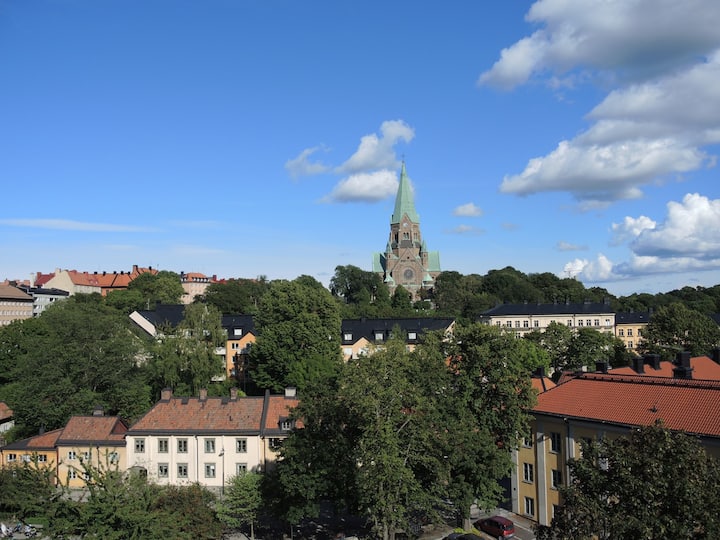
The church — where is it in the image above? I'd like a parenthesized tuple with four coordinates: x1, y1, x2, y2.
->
(372, 163, 441, 300)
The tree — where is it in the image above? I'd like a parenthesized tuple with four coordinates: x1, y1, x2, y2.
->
(642, 302, 720, 359)
(217, 472, 263, 539)
(127, 270, 184, 306)
(147, 303, 226, 397)
(391, 285, 413, 314)
(566, 327, 616, 371)
(536, 423, 720, 539)
(329, 265, 390, 317)
(200, 277, 269, 315)
(249, 277, 342, 393)
(525, 321, 572, 374)
(0, 459, 59, 524)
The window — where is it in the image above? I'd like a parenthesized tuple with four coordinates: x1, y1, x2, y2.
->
(627, 328, 633, 337)
(231, 342, 239, 349)
(236, 463, 248, 474)
(496, 321, 501, 327)
(21, 454, 31, 463)
(68, 450, 77, 460)
(135, 439, 145, 453)
(524, 497, 535, 517)
(233, 328, 242, 337)
(204, 438, 216, 453)
(82, 451, 91, 461)
(343, 332, 353, 341)
(522, 435, 533, 448)
(178, 439, 188, 453)
(158, 438, 169, 453)
(550, 432, 562, 453)
(594, 319, 600, 326)
(523, 320, 529, 328)
(578, 320, 583, 326)
(269, 438, 283, 451)
(523, 462, 534, 483)
(534, 320, 539, 327)
(68, 470, 77, 480)
(37, 454, 47, 463)
(586, 319, 591, 326)
(514, 320, 520, 328)
(236, 438, 247, 453)
(374, 332, 384, 341)
(567, 320, 572, 327)
(505, 321, 512, 328)
(552, 469, 563, 488)
(177, 464, 188, 478)
(158, 463, 169, 478)
(280, 419, 293, 431)
(628, 341, 634, 349)
(6, 453, 16, 462)
(552, 504, 560, 519)
(619, 329, 625, 337)
(407, 331, 417, 340)
(605, 318, 611, 326)
(108, 452, 118, 464)
(205, 463, 216, 478)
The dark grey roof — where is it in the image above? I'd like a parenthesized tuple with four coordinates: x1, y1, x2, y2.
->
(134, 305, 255, 333)
(615, 312, 651, 324)
(340, 317, 454, 345)
(480, 302, 614, 317)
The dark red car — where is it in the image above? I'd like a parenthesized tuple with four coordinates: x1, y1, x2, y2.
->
(474, 515, 515, 539)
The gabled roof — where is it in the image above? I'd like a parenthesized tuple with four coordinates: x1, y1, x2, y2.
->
(533, 373, 720, 437)
(56, 415, 128, 446)
(391, 162, 420, 224)
(481, 301, 614, 317)
(340, 317, 455, 345)
(615, 312, 651, 324)
(131, 305, 256, 334)
(2, 428, 63, 451)
(127, 390, 299, 435)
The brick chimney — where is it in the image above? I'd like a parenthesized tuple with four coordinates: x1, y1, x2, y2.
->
(230, 387, 238, 401)
(644, 353, 661, 370)
(595, 360, 609, 374)
(92, 404, 104, 416)
(673, 351, 693, 379)
(161, 388, 173, 401)
(711, 347, 720, 365)
(631, 356, 644, 374)
(199, 388, 208, 401)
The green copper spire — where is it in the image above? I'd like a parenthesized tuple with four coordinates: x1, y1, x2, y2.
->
(391, 162, 420, 224)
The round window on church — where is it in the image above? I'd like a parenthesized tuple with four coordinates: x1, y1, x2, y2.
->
(403, 268, 414, 281)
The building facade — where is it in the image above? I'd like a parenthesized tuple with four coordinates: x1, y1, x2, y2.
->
(373, 163, 441, 301)
(0, 285, 34, 326)
(614, 311, 650, 353)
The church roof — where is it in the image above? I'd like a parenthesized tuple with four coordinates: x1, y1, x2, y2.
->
(391, 162, 420, 224)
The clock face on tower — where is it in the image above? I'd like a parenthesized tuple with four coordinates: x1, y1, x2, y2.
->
(403, 268, 414, 282)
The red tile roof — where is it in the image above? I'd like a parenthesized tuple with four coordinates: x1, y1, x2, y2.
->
(531, 376, 556, 393)
(612, 355, 720, 380)
(0, 402, 13, 422)
(263, 395, 301, 432)
(56, 415, 128, 445)
(533, 373, 720, 437)
(3, 428, 63, 451)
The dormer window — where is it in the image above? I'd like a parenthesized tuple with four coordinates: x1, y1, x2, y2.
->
(375, 332, 384, 342)
(233, 328, 242, 337)
(280, 418, 293, 431)
(343, 332, 353, 341)
(407, 331, 417, 340)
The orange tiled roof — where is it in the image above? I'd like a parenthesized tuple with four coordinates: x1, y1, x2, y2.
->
(57, 415, 128, 445)
(612, 355, 720, 380)
(0, 402, 13, 422)
(33, 272, 54, 287)
(534, 373, 720, 437)
(3, 428, 63, 451)
(263, 394, 301, 432)
(531, 377, 556, 393)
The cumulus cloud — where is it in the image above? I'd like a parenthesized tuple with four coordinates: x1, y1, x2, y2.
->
(479, 0, 720, 89)
(483, 1, 720, 207)
(321, 170, 399, 203)
(285, 146, 331, 178)
(556, 241, 587, 252)
(336, 120, 415, 174)
(565, 193, 720, 282)
(453, 203, 483, 217)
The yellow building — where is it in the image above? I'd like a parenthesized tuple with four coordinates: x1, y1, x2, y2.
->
(614, 311, 650, 353)
(0, 428, 61, 472)
(513, 370, 720, 525)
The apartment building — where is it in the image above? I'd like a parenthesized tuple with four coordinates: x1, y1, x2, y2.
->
(614, 311, 650, 353)
(0, 285, 34, 326)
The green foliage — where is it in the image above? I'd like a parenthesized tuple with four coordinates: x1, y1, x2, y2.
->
(537, 423, 720, 539)
(200, 277, 270, 315)
(0, 295, 151, 438)
(330, 265, 391, 318)
(216, 472, 262, 537)
(390, 285, 413, 314)
(249, 277, 342, 393)
(0, 460, 59, 523)
(146, 303, 226, 397)
(642, 302, 720, 359)
(127, 270, 184, 306)
(104, 288, 146, 314)
(566, 327, 617, 371)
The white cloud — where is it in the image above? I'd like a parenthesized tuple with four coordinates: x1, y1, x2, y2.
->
(0, 219, 154, 232)
(336, 120, 414, 174)
(556, 241, 587, 252)
(321, 170, 399, 203)
(479, 0, 720, 89)
(285, 146, 331, 178)
(453, 202, 483, 217)
(562, 253, 615, 281)
(610, 215, 656, 245)
(483, 2, 720, 207)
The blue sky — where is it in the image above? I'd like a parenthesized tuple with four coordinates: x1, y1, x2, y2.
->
(2, 1, 719, 297)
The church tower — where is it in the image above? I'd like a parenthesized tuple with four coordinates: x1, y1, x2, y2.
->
(372, 163, 441, 300)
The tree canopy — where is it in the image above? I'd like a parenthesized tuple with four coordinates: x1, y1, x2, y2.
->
(641, 302, 720, 359)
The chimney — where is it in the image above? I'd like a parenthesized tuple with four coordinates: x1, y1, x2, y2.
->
(673, 351, 693, 379)
(161, 388, 173, 401)
(92, 404, 104, 416)
(644, 353, 661, 370)
(595, 360, 609, 374)
(199, 388, 208, 401)
(284, 387, 297, 398)
(711, 347, 720, 365)
(631, 356, 644, 374)
(230, 387, 238, 401)
(533, 366, 546, 378)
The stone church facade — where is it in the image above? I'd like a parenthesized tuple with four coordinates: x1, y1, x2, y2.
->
(372, 163, 441, 300)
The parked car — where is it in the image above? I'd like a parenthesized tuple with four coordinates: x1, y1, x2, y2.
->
(474, 515, 515, 539)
